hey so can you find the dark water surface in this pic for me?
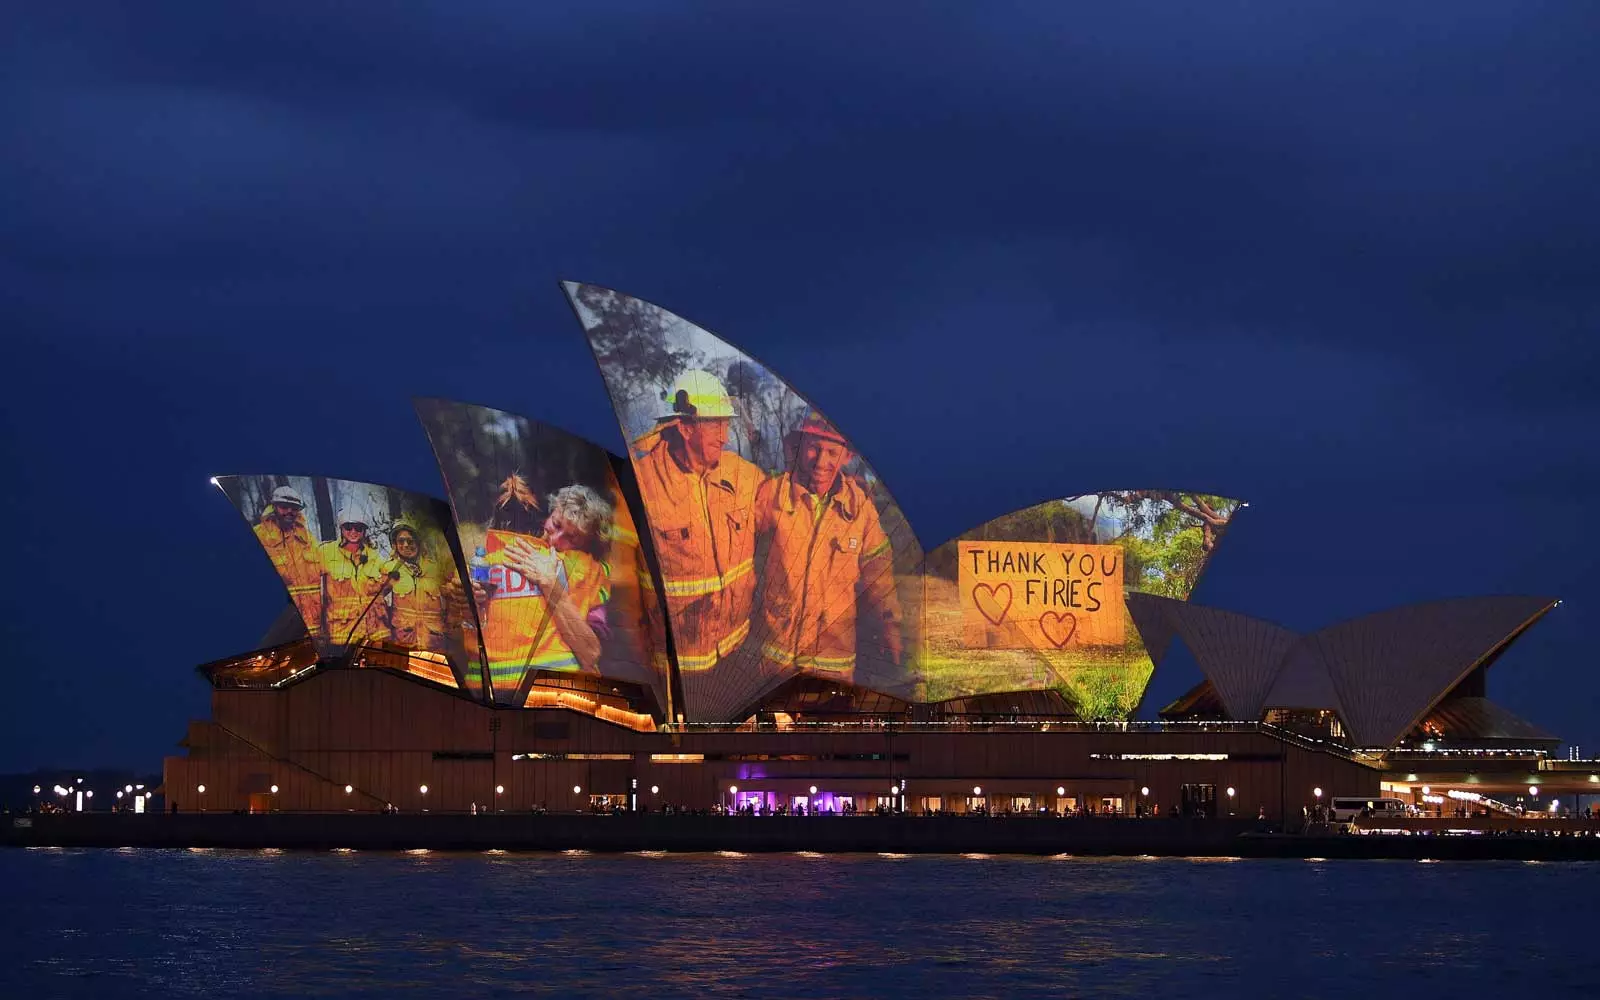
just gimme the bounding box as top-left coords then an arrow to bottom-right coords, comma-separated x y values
5,848 -> 1596,998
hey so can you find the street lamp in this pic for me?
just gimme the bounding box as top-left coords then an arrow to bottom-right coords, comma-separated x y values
1140,786 -> 1149,797
1529,785 -> 1540,798
1313,787 -> 1322,799
419,785 -> 428,795
197,784 -> 206,794
972,786 -> 982,796
495,785 -> 504,795
345,784 -> 353,794
650,785 -> 659,795
809,786 -> 818,795
1056,786 -> 1065,796
270,785 -> 279,794
1226,787 -> 1236,799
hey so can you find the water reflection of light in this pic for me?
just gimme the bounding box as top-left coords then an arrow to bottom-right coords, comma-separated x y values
961,853 -> 989,860
1188,856 -> 1242,863
188,847 -> 212,853
259,847 -> 282,855
878,852 -> 908,859
563,849 -> 589,856
406,848 -> 430,856
1305,857 -> 1327,862
794,851 -> 823,858
333,847 -> 356,854
484,849 -> 506,855
1049,853 -> 1074,860
716,850 -> 745,858
1419,858 -> 1438,864
634,850 -> 667,858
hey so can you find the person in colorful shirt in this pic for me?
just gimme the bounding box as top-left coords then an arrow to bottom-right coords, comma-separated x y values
471,479 -> 613,699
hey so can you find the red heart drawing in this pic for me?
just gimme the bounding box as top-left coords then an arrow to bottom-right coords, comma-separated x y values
1039,611 -> 1077,649
972,583 -> 1013,625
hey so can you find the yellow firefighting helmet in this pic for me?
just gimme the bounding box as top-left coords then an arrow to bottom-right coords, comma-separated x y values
661,369 -> 735,420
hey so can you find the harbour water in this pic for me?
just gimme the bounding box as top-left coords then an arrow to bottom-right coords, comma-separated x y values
5,849 -> 1596,997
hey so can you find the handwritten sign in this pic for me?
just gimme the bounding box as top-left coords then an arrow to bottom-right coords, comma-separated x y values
957,541 -> 1125,648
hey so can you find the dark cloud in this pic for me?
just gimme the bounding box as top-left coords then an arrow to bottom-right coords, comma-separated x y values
2,2 -> 1597,767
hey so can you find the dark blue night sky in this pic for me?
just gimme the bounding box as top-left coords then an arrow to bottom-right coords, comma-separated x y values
2,4 -> 1596,771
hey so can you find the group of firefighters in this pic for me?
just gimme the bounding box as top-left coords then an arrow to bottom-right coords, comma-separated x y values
632,368 -> 903,698
251,489 -> 463,652
246,367 -> 903,709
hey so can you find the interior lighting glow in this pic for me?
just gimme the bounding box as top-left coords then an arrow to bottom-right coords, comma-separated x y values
1421,785 -> 1431,795
1056,786 -> 1066,796
972,786 -> 982,796
1528,785 -> 1540,797
729,786 -> 738,795
125,785 -> 133,793
809,786 -> 818,795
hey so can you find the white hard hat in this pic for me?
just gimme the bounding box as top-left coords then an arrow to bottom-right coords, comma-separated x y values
269,486 -> 305,508
335,506 -> 369,528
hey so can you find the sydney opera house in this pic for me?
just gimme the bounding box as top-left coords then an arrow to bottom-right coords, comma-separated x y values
165,284 -> 1591,822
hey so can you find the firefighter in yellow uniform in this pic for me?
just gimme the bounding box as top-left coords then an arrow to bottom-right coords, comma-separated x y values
317,506 -> 388,646
252,486 -> 323,637
630,371 -> 761,689
473,484 -> 612,699
380,519 -> 459,652
753,410 -> 902,684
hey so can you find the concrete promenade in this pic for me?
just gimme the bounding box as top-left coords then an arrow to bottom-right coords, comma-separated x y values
7,813 -> 1600,860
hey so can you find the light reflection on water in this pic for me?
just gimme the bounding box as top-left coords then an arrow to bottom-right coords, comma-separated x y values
6,851 -> 1598,998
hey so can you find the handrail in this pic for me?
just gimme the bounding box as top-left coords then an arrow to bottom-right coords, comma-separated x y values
208,721 -> 388,808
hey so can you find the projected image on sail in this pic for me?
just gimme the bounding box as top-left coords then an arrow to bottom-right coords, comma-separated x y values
924,491 -> 1240,718
415,399 -> 671,715
565,282 -> 922,720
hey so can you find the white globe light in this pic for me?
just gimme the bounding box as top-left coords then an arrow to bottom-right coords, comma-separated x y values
972,786 -> 982,796
1529,785 -> 1540,797
270,785 -> 279,794
495,785 -> 504,795
729,786 -> 738,795
1140,786 -> 1149,796
125,785 -> 133,793
809,786 -> 818,795
344,784 -> 353,794
650,785 -> 659,794
197,784 -> 206,794
572,785 -> 582,795
1226,787 -> 1236,798
419,785 -> 428,795
1313,787 -> 1323,798
1056,786 -> 1065,796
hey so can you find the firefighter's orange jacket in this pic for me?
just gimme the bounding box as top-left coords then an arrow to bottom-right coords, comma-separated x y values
317,539 -> 388,645
752,471 -> 901,677
381,554 -> 459,652
634,433 -> 761,671
253,509 -> 323,636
